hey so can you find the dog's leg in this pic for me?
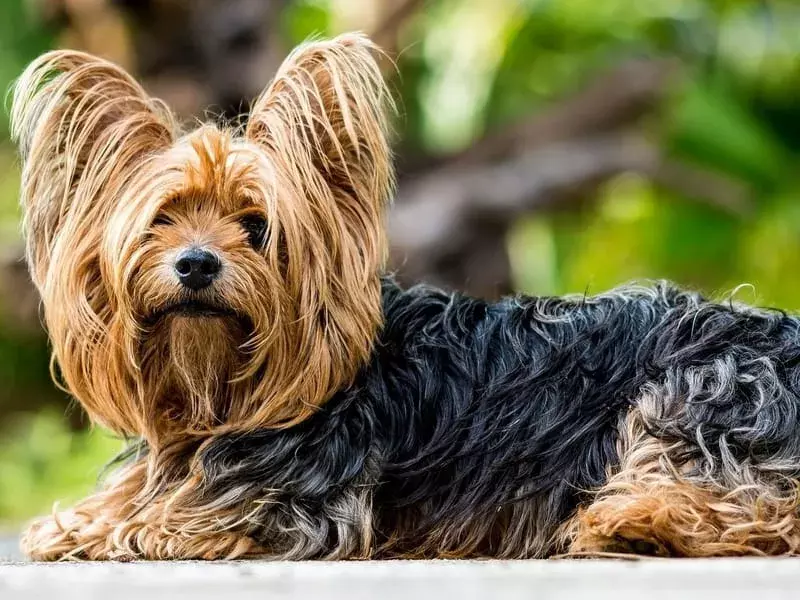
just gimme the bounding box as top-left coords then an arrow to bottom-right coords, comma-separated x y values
21,460 -> 263,561
564,404 -> 800,557
107,504 -> 262,560
21,472 -> 375,560
22,497 -> 119,561
22,496 -> 263,561
21,462 -> 147,561
566,474 -> 800,557
23,501 -> 262,561
107,478 -> 375,560
22,442 -> 378,561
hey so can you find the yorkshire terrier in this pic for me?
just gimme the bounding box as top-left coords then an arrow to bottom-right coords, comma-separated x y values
11,33 -> 800,561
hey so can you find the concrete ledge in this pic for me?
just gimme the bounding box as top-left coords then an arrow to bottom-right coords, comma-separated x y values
0,535 -> 20,562
3,558 -> 800,600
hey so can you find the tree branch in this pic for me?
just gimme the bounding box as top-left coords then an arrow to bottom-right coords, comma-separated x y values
398,58 -> 678,177
389,133 -> 750,291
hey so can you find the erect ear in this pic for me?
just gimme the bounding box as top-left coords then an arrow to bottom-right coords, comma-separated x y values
245,32 -> 394,258
10,51 -> 175,436
11,50 -> 175,289
241,33 -> 395,427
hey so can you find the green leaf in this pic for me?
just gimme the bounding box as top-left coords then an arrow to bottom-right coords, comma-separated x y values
666,79 -> 789,191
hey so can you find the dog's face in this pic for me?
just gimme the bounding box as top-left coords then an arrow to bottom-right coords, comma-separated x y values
12,34 -> 394,444
110,132 -> 283,436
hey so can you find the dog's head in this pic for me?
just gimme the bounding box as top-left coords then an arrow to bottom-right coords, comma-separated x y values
11,34 -> 394,444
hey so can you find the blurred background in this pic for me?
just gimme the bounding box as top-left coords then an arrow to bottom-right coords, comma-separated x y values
0,0 -> 799,531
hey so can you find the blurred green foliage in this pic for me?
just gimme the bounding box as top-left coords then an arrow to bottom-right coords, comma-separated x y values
0,414 -> 123,527
1,0 -> 800,527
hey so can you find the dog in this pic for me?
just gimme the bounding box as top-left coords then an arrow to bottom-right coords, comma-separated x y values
11,32 -> 800,561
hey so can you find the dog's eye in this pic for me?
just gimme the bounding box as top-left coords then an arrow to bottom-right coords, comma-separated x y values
152,215 -> 173,227
239,215 -> 268,249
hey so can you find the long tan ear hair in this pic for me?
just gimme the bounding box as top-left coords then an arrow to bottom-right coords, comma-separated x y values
11,51 -> 175,435
241,33 -> 394,429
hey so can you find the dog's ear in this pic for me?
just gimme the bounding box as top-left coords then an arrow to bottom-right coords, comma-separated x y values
11,51 -> 175,435
243,33 -> 394,427
11,50 -> 175,288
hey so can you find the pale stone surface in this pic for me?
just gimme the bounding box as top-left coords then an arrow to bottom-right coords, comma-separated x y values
2,539 -> 800,600
0,535 -> 20,562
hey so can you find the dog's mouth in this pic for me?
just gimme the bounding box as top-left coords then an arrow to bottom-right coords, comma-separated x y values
144,300 -> 241,326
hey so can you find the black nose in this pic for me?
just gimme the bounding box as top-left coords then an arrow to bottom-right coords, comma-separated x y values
174,248 -> 221,291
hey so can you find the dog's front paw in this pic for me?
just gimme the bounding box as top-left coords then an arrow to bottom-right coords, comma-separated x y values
21,512 -> 84,561
21,510 -> 123,561
117,524 -> 262,560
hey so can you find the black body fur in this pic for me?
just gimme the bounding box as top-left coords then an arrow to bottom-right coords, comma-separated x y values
198,278 -> 800,558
